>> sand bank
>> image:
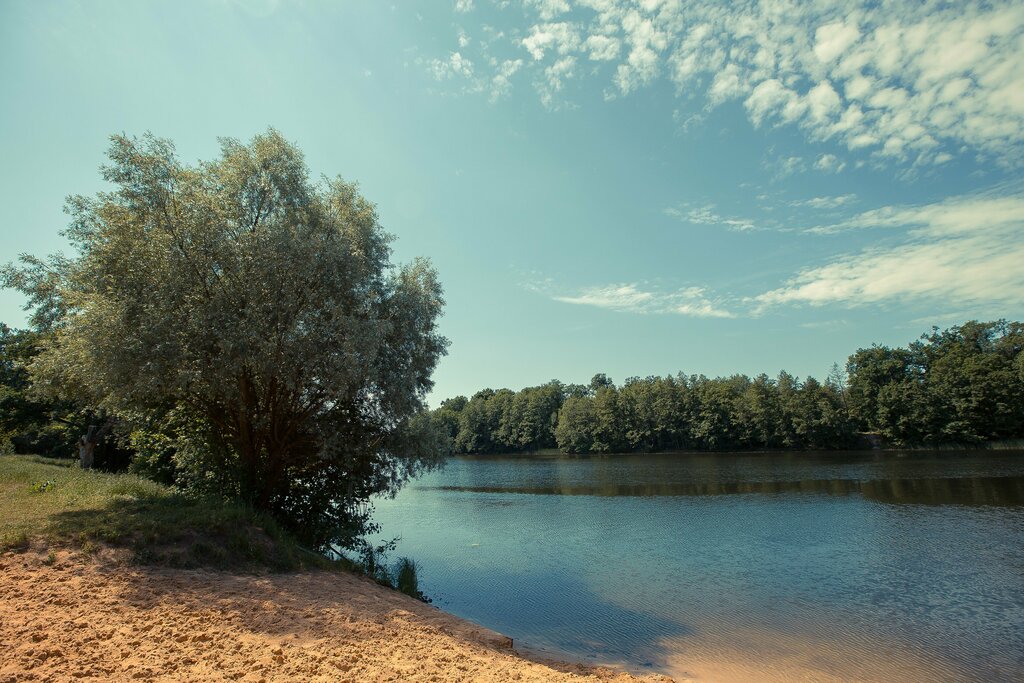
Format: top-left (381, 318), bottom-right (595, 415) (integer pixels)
top-left (0, 549), bottom-right (673, 683)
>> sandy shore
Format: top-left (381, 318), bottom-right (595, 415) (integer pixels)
top-left (0, 549), bottom-right (673, 683)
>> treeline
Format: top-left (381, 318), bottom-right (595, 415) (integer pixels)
top-left (432, 320), bottom-right (1024, 454)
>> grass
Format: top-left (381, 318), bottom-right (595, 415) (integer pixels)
top-left (393, 556), bottom-right (430, 602)
top-left (0, 454), bottom-right (352, 572)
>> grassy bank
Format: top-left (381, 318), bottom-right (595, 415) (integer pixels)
top-left (0, 454), bottom-right (345, 572)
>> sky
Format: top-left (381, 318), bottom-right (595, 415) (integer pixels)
top-left (1, 0), bottom-right (1023, 404)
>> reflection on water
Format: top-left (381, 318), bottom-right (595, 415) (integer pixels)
top-left (372, 451), bottom-right (1024, 682)
top-left (427, 474), bottom-right (1024, 506)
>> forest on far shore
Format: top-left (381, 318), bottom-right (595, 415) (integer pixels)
top-left (431, 320), bottom-right (1024, 454)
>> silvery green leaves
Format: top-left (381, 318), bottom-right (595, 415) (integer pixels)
top-left (3, 129), bottom-right (449, 550)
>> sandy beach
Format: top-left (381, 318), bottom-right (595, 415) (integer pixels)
top-left (0, 548), bottom-right (674, 683)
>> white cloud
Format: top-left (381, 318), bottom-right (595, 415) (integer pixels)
top-left (763, 154), bottom-right (807, 179)
top-left (807, 193), bottom-right (1024, 235)
top-left (745, 79), bottom-right (803, 126)
top-left (454, 0), bottom-right (474, 13)
top-left (585, 34), bottom-right (621, 61)
top-left (806, 80), bottom-right (841, 124)
top-left (814, 153), bottom-right (846, 173)
top-left (441, 0), bottom-right (1024, 168)
top-left (522, 22), bottom-right (580, 61)
top-left (553, 283), bottom-right (655, 311)
top-left (666, 204), bottom-right (758, 232)
top-left (550, 283), bottom-right (735, 318)
top-left (490, 59), bottom-right (523, 101)
top-left (539, 56), bottom-right (577, 107)
top-left (527, 0), bottom-right (570, 21)
top-left (429, 51), bottom-right (474, 80)
top-left (535, 190), bottom-right (1024, 317)
top-left (789, 194), bottom-right (857, 209)
top-left (756, 191), bottom-right (1024, 309)
top-left (614, 9), bottom-right (670, 93)
top-left (814, 21), bottom-right (861, 63)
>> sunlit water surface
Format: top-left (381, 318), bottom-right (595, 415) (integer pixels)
top-left (371, 451), bottom-right (1024, 682)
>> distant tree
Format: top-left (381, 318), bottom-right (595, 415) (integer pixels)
top-left (691, 375), bottom-right (744, 450)
top-left (440, 395), bottom-right (468, 412)
top-left (455, 390), bottom-right (494, 454)
top-left (564, 383), bottom-right (590, 399)
top-left (734, 374), bottom-right (781, 449)
top-left (915, 321), bottom-right (1024, 443)
top-left (2, 130), bottom-right (448, 551)
top-left (555, 395), bottom-right (598, 453)
top-left (791, 376), bottom-right (854, 449)
top-left (592, 384), bottom-right (625, 452)
top-left (846, 346), bottom-right (914, 432)
top-left (431, 396), bottom-right (466, 446)
top-left (826, 362), bottom-right (849, 408)
top-left (845, 321), bottom-right (1024, 446)
top-left (589, 373), bottom-right (614, 393)
top-left (489, 388), bottom-right (516, 450)
top-left (620, 377), bottom-right (658, 452)
top-left (437, 321), bottom-right (1022, 456)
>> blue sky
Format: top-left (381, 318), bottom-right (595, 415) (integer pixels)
top-left (2, 0), bottom-right (1023, 403)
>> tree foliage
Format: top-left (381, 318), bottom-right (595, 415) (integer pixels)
top-left (439, 371), bottom-right (855, 455)
top-left (846, 321), bottom-right (1024, 445)
top-left (2, 130), bottom-right (448, 550)
top-left (0, 325), bottom-right (67, 455)
top-left (435, 321), bottom-right (1024, 455)
top-left (0, 324), bottom-right (133, 468)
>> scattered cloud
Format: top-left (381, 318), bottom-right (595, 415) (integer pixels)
top-left (664, 204), bottom-right (758, 232)
top-left (489, 59), bottom-right (523, 102)
top-left (525, 189), bottom-right (1023, 319)
top-left (755, 191), bottom-right (1024, 309)
top-left (563, 188), bottom-right (1024, 317)
top-left (454, 0), bottom-right (474, 13)
top-left (805, 192), bottom-right (1024, 234)
top-left (553, 283), bottom-right (655, 311)
top-left (788, 194), bottom-right (857, 209)
top-left (813, 21), bottom-right (861, 64)
top-left (538, 56), bottom-right (577, 108)
top-left (436, 0), bottom-right (1024, 167)
top-left (428, 51), bottom-right (474, 80)
top-left (584, 34), bottom-right (620, 61)
top-left (521, 22), bottom-right (580, 61)
top-left (765, 154), bottom-right (807, 179)
top-left (814, 153), bottom-right (846, 174)
top-left (527, 0), bottom-right (571, 22)
top-left (534, 282), bottom-right (735, 318)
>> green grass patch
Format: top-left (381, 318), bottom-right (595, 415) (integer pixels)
top-left (0, 454), bottom-right (352, 572)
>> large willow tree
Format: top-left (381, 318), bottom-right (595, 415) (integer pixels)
top-left (3, 130), bottom-right (448, 549)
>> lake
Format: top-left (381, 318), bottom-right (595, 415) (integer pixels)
top-left (371, 451), bottom-right (1024, 682)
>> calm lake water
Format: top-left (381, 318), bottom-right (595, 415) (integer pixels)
top-left (371, 451), bottom-right (1024, 682)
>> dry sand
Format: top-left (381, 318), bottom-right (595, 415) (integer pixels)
top-left (0, 549), bottom-right (674, 683)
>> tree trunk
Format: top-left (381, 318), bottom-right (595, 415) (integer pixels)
top-left (78, 425), bottom-right (100, 470)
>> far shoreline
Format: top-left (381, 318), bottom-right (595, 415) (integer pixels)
top-left (454, 440), bottom-right (1024, 459)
